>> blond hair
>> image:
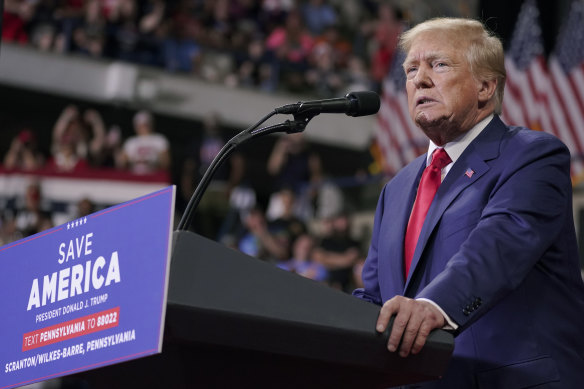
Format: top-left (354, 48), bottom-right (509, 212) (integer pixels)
top-left (399, 18), bottom-right (506, 114)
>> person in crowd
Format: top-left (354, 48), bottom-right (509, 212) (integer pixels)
top-left (341, 54), bottom-right (373, 94)
top-left (28, 0), bottom-right (65, 52)
top-left (306, 23), bottom-right (352, 96)
top-left (265, 187), bottom-right (307, 247)
top-left (239, 188), bottom-right (306, 263)
top-left (0, 212), bottom-right (21, 246)
top-left (295, 152), bottom-right (344, 222)
top-left (259, 0), bottom-right (295, 32)
top-left (201, 0), bottom-right (234, 50)
top-left (12, 182), bottom-right (53, 237)
top-left (74, 196), bottom-right (96, 218)
top-left (230, 35), bottom-right (277, 91)
top-left (70, 0), bottom-right (107, 57)
top-left (237, 207), bottom-right (281, 261)
top-left (48, 104), bottom-right (105, 172)
top-left (180, 112), bottom-right (244, 238)
top-left (304, 27), bottom-right (345, 98)
top-left (104, 0), bottom-right (163, 65)
top-left (313, 211), bottom-right (361, 292)
top-left (277, 233), bottom-right (328, 282)
top-left (215, 181), bottom-right (257, 248)
top-left (30, 22), bottom-right (60, 52)
top-left (355, 2), bottom-right (404, 90)
top-left (3, 0), bottom-right (38, 44)
top-left (56, 195), bottom-right (98, 227)
top-left (267, 132), bottom-right (311, 195)
top-left (354, 17), bottom-right (584, 387)
top-left (50, 0), bottom-right (90, 53)
top-left (265, 8), bottom-right (314, 92)
top-left (159, 1), bottom-right (202, 73)
top-left (120, 109), bottom-right (170, 175)
top-left (301, 0), bottom-right (337, 36)
top-left (3, 129), bottom-right (45, 171)
top-left (92, 125), bottom-right (124, 168)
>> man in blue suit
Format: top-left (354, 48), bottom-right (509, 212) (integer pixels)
top-left (354, 17), bottom-right (584, 387)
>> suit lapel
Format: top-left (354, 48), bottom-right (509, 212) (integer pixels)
top-left (386, 156), bottom-right (426, 293)
top-left (403, 117), bottom-right (506, 292)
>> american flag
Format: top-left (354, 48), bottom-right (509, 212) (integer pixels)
top-left (376, 0), bottom-right (584, 178)
top-left (547, 0), bottom-right (584, 180)
top-left (503, 0), bottom-right (584, 176)
top-left (501, 0), bottom-right (549, 132)
top-left (375, 45), bottom-right (427, 174)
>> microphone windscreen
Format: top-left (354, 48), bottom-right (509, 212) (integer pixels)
top-left (346, 91), bottom-right (381, 117)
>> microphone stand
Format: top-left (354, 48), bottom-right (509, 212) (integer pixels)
top-left (177, 110), bottom-right (317, 231)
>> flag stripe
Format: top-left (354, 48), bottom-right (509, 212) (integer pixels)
top-left (380, 91), bottom-right (418, 161)
top-left (549, 59), bottom-right (584, 152)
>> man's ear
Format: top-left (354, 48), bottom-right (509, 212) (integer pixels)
top-left (478, 78), bottom-right (497, 104)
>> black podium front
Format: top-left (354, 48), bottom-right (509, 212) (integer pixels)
top-left (73, 231), bottom-right (453, 388)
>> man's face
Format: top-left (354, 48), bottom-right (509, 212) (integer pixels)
top-left (404, 32), bottom-right (481, 145)
top-left (135, 122), bottom-right (152, 136)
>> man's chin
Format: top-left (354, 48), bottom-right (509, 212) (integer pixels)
top-left (414, 114), bottom-right (455, 145)
top-left (415, 113), bottom-right (447, 129)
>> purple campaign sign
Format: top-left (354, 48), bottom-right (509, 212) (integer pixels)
top-left (0, 186), bottom-right (176, 389)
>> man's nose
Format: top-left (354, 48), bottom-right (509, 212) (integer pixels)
top-left (413, 65), bottom-right (433, 88)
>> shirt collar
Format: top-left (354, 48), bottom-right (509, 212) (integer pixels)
top-left (426, 114), bottom-right (494, 166)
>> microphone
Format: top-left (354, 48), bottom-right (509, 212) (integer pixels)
top-left (275, 91), bottom-right (380, 117)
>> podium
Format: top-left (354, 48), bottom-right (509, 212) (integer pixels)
top-left (73, 230), bottom-right (454, 388)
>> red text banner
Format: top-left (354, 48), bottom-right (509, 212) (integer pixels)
top-left (22, 307), bottom-right (120, 352)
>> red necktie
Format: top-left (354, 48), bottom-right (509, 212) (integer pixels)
top-left (404, 148), bottom-right (452, 278)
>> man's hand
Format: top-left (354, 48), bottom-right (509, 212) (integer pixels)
top-left (376, 296), bottom-right (445, 358)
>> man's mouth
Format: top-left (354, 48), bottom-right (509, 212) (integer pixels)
top-left (416, 97), bottom-right (436, 106)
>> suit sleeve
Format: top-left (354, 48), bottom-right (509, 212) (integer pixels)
top-left (416, 135), bottom-right (573, 332)
top-left (352, 184), bottom-right (387, 305)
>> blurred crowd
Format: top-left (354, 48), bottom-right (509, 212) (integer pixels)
top-left (3, 105), bottom-right (169, 175)
top-left (3, 0), bottom-right (474, 96)
top-left (1, 0), bottom-right (476, 293)
top-left (0, 105), bottom-right (172, 243)
top-left (0, 104), bottom-right (376, 293)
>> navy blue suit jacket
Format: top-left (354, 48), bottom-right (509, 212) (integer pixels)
top-left (354, 116), bottom-right (584, 388)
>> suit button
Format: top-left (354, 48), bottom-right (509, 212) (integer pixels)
top-left (463, 308), bottom-right (470, 316)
